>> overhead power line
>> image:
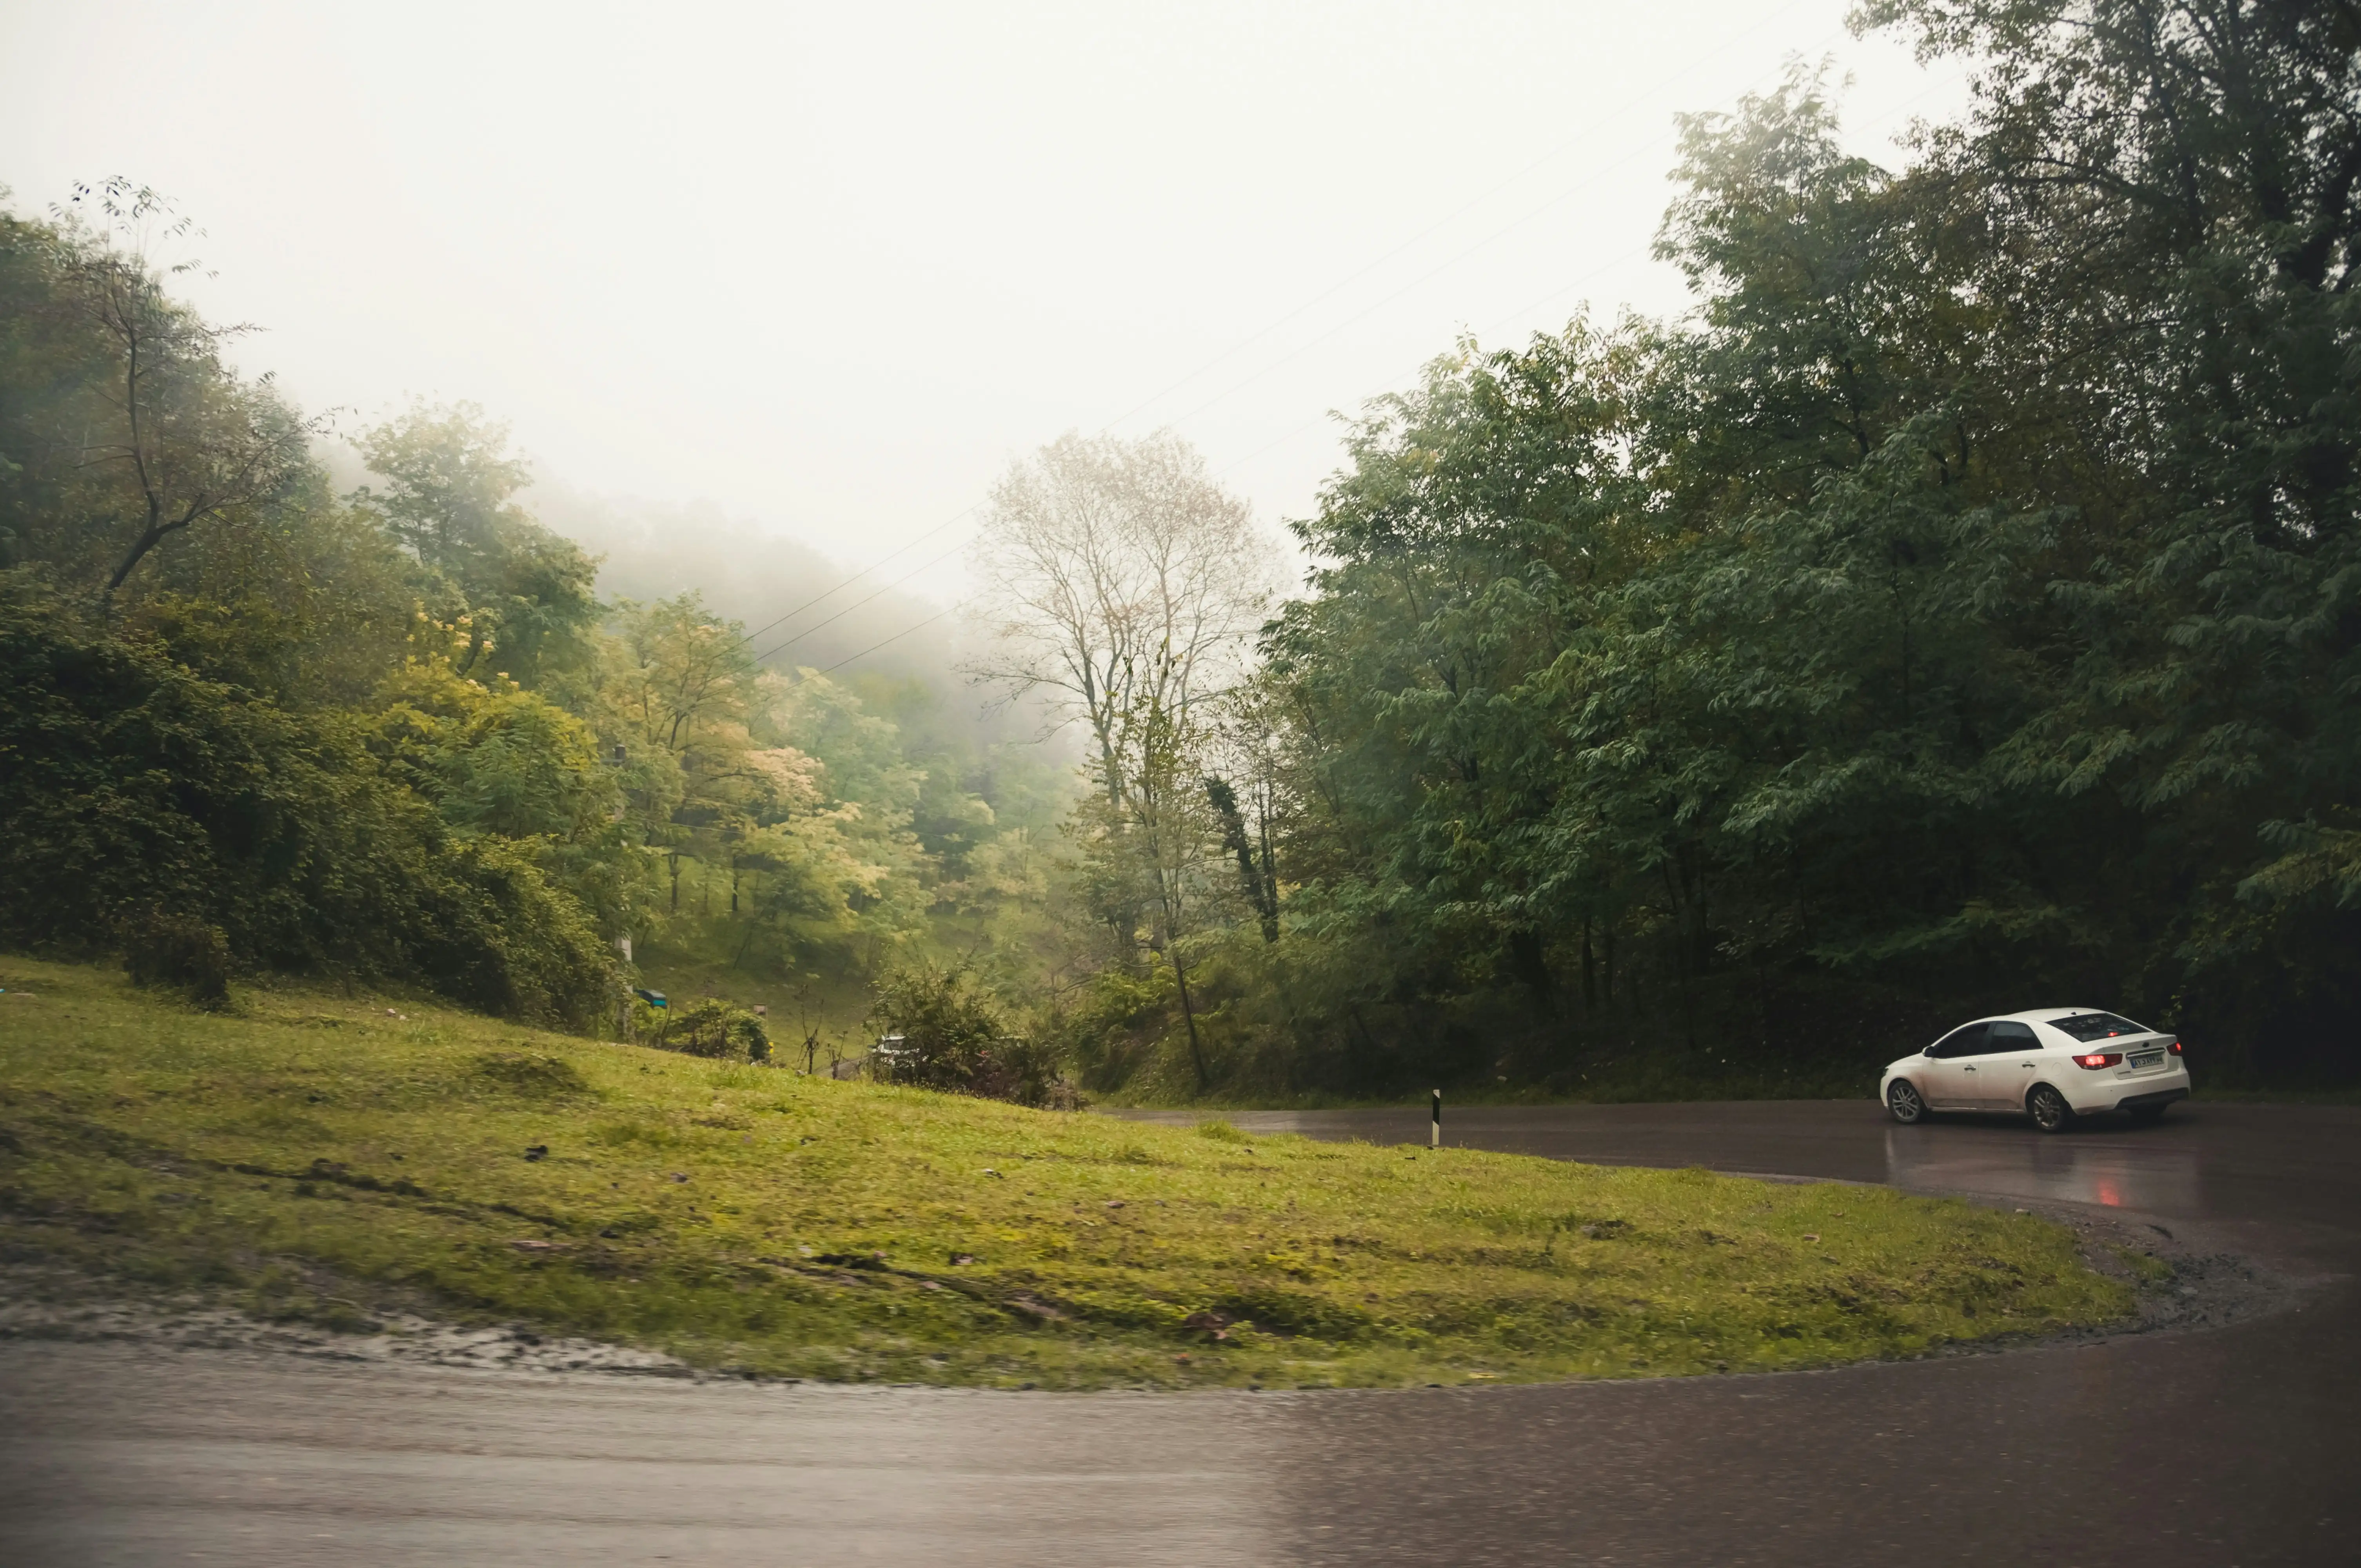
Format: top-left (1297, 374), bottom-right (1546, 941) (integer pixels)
top-left (1154, 20), bottom-right (1864, 437)
top-left (1211, 61), bottom-right (1975, 480)
top-left (777, 602), bottom-right (964, 687)
top-left (748, 534), bottom-right (972, 666)
top-left (730, 503), bottom-right (980, 651)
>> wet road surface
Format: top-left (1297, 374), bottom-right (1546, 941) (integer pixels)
top-left (3, 1100), bottom-right (2354, 1565)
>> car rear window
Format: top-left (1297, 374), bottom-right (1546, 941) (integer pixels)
top-left (2048, 1012), bottom-right (2151, 1042)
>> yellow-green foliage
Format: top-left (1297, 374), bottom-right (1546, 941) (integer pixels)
top-left (0, 958), bottom-right (2132, 1388)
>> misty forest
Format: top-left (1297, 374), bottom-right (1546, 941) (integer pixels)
top-left (5, 0), bottom-right (2357, 1101)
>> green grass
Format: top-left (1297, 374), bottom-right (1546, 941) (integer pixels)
top-left (0, 957), bottom-right (2133, 1389)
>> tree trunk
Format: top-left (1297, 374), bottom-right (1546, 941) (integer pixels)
top-left (1254, 799), bottom-right (1280, 941)
top-left (1508, 927), bottom-right (1553, 1006)
top-left (102, 505), bottom-right (196, 615)
top-left (105, 523), bottom-right (170, 600)
top-left (1207, 776), bottom-right (1279, 942)
top-left (1346, 1004), bottom-right (1383, 1081)
top-left (1172, 948), bottom-right (1209, 1093)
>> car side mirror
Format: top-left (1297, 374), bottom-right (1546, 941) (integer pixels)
top-left (1922, 1046), bottom-right (1937, 1056)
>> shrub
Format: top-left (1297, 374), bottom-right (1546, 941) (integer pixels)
top-left (0, 598), bottom-right (617, 1027)
top-left (122, 911), bottom-right (233, 1008)
top-left (657, 999), bottom-right (770, 1063)
top-left (868, 964), bottom-right (1067, 1107)
top-left (405, 835), bottom-right (618, 1030)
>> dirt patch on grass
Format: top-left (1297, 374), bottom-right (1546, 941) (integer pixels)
top-left (2029, 1201), bottom-right (2297, 1343)
top-left (0, 1262), bottom-right (688, 1376)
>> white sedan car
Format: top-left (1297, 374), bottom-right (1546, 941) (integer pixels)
top-left (1881, 1009), bottom-right (2190, 1132)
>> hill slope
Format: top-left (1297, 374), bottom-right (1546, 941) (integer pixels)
top-left (0, 959), bottom-right (2131, 1388)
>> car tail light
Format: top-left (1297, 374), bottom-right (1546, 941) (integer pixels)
top-left (2074, 1051), bottom-right (2123, 1070)
top-left (2168, 1038), bottom-right (2184, 1055)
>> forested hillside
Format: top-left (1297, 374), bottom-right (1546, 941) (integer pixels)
top-left (981, 0), bottom-right (2361, 1096)
top-left (0, 184), bottom-right (1073, 1049)
top-left (1224, 1), bottom-right (2361, 1092)
top-left (4, 0), bottom-right (2355, 1095)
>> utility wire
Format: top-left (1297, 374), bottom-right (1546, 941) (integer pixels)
top-left (731, 503), bottom-right (979, 650)
top-left (1207, 236), bottom-right (1656, 482)
top-left (777, 602), bottom-right (964, 686)
top-left (1157, 22), bottom-right (1860, 436)
top-left (748, 534), bottom-right (972, 666)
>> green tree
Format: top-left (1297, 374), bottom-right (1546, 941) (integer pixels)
top-left (0, 182), bottom-right (315, 611)
top-left (354, 401), bottom-right (599, 690)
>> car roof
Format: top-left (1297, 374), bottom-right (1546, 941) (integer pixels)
top-left (1971, 1007), bottom-right (2144, 1027)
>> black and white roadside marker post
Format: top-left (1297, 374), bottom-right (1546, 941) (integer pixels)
top-left (1431, 1089), bottom-right (1442, 1148)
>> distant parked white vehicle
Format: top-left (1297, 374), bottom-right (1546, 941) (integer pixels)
top-left (1881, 1009), bottom-right (2190, 1132)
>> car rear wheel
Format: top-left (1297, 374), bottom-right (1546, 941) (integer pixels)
top-left (1887, 1080), bottom-right (1927, 1125)
top-left (2027, 1083), bottom-right (2074, 1133)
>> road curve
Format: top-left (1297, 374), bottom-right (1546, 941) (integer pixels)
top-left (3, 1100), bottom-right (2354, 1566)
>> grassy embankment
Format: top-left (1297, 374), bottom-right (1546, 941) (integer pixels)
top-left (0, 957), bottom-right (2134, 1389)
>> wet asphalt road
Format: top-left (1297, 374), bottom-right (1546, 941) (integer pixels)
top-left (2, 1099), bottom-right (2355, 1566)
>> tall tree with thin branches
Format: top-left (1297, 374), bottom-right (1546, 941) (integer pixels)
top-left (966, 430), bottom-right (1274, 1088)
top-left (43, 180), bottom-right (315, 613)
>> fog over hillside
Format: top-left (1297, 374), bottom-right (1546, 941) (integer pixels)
top-left (544, 485), bottom-right (1073, 755)
top-left (537, 487), bottom-right (941, 670)
top-left (316, 436), bottom-right (1061, 752)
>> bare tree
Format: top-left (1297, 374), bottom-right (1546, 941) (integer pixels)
top-left (966, 430), bottom-right (1275, 1089)
top-left (966, 430), bottom-right (1271, 801)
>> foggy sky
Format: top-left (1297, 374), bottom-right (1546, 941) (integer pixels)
top-left (0, 1), bottom-right (1962, 613)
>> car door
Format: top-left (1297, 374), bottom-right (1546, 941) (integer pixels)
top-left (1920, 1023), bottom-right (1989, 1109)
top-left (1980, 1021), bottom-right (2042, 1111)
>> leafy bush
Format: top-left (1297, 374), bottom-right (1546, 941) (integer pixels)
top-left (122, 911), bottom-right (232, 1008)
top-left (403, 835), bottom-right (617, 1029)
top-left (657, 998), bottom-right (771, 1063)
top-left (0, 599), bottom-right (616, 1027)
top-left (868, 964), bottom-right (1068, 1107)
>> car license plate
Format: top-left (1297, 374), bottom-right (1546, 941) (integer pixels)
top-left (2130, 1050), bottom-right (2164, 1068)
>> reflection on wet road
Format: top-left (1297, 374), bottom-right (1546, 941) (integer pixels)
top-left (4, 1101), bottom-right (2355, 1566)
top-left (1120, 1099), bottom-right (2309, 1236)
top-left (1882, 1121), bottom-right (2204, 1212)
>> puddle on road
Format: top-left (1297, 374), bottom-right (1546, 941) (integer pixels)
top-left (1883, 1127), bottom-right (2201, 1214)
